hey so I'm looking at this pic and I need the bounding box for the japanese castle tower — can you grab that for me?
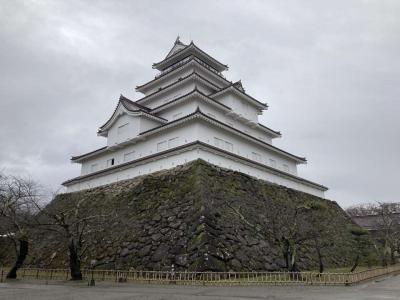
[63,38,327,197]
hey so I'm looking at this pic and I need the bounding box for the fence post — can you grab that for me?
[1,268,3,283]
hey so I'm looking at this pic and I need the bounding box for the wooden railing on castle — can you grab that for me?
[1,265,399,286]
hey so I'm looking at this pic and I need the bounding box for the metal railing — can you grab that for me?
[1,265,399,286]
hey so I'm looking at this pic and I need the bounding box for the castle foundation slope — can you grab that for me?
[28,160,366,271]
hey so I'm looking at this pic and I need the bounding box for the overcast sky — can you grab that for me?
[1,0,399,208]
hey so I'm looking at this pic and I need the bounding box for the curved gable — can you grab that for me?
[98,96,166,137]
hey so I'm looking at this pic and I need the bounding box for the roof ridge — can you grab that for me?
[98,94,166,132]
[120,94,150,111]
[153,42,228,71]
[210,83,268,109]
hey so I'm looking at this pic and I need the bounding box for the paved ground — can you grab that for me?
[0,274,399,300]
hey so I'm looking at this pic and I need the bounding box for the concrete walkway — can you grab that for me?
[0,274,399,299]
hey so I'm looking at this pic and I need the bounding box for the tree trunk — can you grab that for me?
[69,239,82,280]
[315,239,324,273]
[390,247,395,265]
[287,243,298,272]
[6,239,28,279]
[350,254,359,272]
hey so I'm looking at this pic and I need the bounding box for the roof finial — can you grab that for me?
[174,35,181,45]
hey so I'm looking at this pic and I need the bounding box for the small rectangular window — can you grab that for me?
[172,93,181,100]
[225,141,233,152]
[269,159,276,168]
[168,137,180,148]
[157,141,167,151]
[117,123,129,135]
[252,152,261,162]
[172,112,182,120]
[124,151,135,162]
[106,158,115,167]
[90,163,99,172]
[214,137,223,147]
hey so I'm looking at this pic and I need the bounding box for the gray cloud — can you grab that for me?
[1,0,399,207]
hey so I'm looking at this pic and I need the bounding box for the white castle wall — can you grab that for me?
[141,60,227,95]
[67,45,326,199]
[139,79,215,109]
[80,119,298,179]
[157,98,274,143]
[66,147,324,198]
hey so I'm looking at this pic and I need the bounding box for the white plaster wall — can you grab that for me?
[69,149,200,193]
[140,79,216,109]
[142,62,226,96]
[195,121,298,175]
[84,117,294,177]
[157,98,273,143]
[107,114,140,147]
[143,69,193,96]
[81,116,297,179]
[139,117,160,132]
[81,122,198,175]
[215,93,260,122]
[157,100,198,121]
[67,147,324,197]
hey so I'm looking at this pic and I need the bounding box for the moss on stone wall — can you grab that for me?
[6,160,377,271]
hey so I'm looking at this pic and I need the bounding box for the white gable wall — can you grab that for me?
[107,114,140,147]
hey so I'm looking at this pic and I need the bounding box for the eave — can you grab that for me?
[257,123,281,137]
[149,88,280,138]
[151,88,232,113]
[71,146,108,162]
[72,108,301,164]
[210,85,268,110]
[136,71,225,104]
[136,56,230,94]
[152,42,228,72]
[139,108,306,163]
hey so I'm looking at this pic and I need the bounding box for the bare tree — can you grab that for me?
[374,203,400,265]
[346,203,377,217]
[0,173,43,279]
[40,194,111,280]
[265,197,329,272]
[346,202,400,266]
